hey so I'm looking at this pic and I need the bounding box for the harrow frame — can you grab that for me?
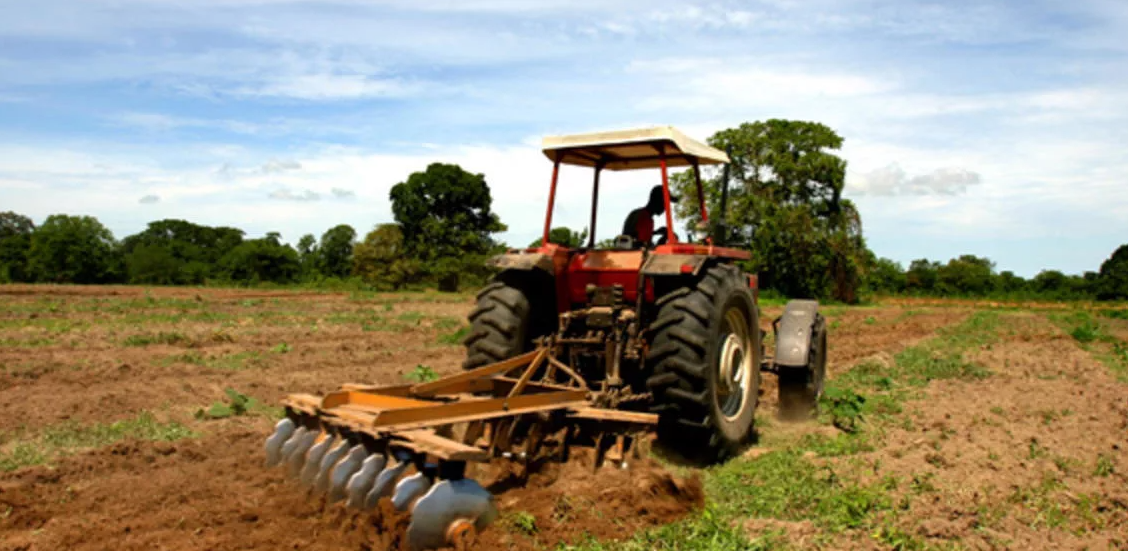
[266,346,659,550]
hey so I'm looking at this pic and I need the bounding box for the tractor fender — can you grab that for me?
[486,252,554,274]
[640,254,710,277]
[774,299,819,368]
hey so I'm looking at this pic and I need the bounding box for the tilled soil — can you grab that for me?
[0,425,701,551]
[2,286,1122,550]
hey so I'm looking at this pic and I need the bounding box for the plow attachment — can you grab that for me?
[264,348,657,550]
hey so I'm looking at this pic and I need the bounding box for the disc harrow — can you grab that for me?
[264,348,657,551]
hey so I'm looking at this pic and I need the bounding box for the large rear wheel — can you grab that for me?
[646,264,760,462]
[462,274,552,370]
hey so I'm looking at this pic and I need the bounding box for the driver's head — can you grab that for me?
[647,185,679,215]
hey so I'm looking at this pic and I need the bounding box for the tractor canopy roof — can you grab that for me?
[541,126,729,171]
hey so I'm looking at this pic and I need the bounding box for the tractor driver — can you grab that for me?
[622,185,678,247]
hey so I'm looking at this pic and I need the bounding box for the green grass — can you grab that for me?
[123,331,192,347]
[502,510,539,536]
[710,451,890,532]
[196,388,280,419]
[404,364,440,382]
[1049,311,1128,382]
[0,412,195,471]
[1099,309,1128,320]
[559,509,785,551]
[0,336,57,347]
[438,325,470,345]
[163,350,263,370]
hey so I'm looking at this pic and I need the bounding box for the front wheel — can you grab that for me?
[646,264,760,462]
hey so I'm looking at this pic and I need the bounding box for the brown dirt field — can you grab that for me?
[3,285,1123,550]
[763,312,1128,550]
[757,306,971,418]
[0,424,700,551]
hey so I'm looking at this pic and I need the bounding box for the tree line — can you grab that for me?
[0,162,507,292]
[1,119,1125,302]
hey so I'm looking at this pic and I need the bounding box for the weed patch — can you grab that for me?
[438,325,470,345]
[0,412,195,471]
[196,388,279,419]
[404,364,440,383]
[123,331,192,347]
[709,450,890,532]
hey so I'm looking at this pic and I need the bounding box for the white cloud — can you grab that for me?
[268,188,320,201]
[850,165,981,196]
[113,112,269,134]
[138,194,160,204]
[262,159,301,173]
[231,74,415,101]
[331,187,356,199]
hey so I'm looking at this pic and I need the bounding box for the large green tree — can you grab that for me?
[120,219,244,284]
[937,255,996,296]
[671,119,866,301]
[27,215,123,283]
[296,233,319,280]
[0,211,35,282]
[864,256,907,294]
[528,226,588,248]
[390,163,506,291]
[316,224,357,279]
[217,232,300,284]
[1096,244,1128,300]
[353,223,419,290]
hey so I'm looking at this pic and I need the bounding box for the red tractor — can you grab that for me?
[463,126,827,461]
[266,127,827,549]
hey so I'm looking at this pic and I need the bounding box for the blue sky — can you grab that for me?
[1,0,1125,277]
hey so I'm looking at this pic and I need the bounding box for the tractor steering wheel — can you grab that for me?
[654,227,678,246]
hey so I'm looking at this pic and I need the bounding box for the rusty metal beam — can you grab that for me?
[370,390,588,433]
[506,347,549,398]
[390,429,490,462]
[409,349,541,397]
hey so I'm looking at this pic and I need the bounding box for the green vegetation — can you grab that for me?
[196,388,279,419]
[671,120,866,303]
[388,162,507,291]
[164,350,263,371]
[123,331,192,347]
[1050,310,1128,382]
[0,412,195,471]
[439,325,470,345]
[502,510,539,536]
[404,364,440,383]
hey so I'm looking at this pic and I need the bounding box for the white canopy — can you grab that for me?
[541,126,729,171]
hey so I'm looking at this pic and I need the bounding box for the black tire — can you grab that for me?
[778,315,827,421]
[462,275,550,370]
[646,264,760,462]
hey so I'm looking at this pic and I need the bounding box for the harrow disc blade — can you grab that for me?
[327,445,367,503]
[391,472,432,512]
[346,453,386,509]
[299,433,336,486]
[313,440,351,494]
[277,426,308,467]
[407,479,498,551]
[285,429,318,478]
[264,418,295,467]
[365,457,410,509]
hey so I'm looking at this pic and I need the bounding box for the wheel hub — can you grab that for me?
[717,308,753,420]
